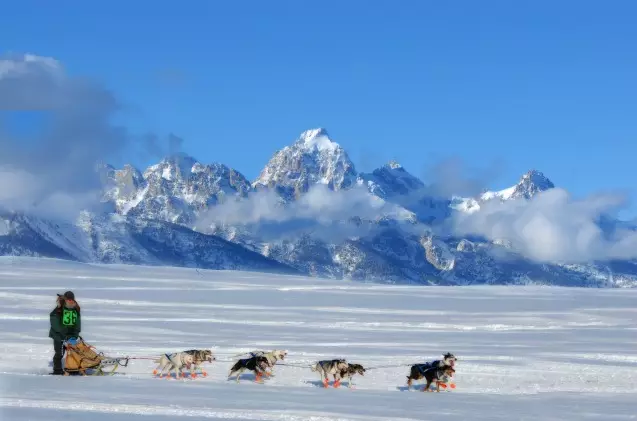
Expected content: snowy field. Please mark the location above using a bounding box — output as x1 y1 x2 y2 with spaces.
0 257 636 421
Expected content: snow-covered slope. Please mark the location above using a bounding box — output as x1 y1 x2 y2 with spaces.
1 258 636 420
0 211 296 273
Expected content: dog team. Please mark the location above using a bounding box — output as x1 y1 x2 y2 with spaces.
153 348 458 391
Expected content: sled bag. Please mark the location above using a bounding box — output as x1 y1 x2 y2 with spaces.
64 338 103 371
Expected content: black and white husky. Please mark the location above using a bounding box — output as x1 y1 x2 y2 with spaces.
339 363 366 388
248 350 287 376
311 359 350 388
228 355 270 383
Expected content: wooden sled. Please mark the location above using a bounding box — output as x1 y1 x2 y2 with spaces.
63 337 130 376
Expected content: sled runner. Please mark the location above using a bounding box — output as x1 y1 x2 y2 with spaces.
62 337 130 376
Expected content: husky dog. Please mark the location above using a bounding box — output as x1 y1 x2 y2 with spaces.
407 364 455 392
183 349 216 377
153 352 195 378
413 352 458 373
442 352 457 367
249 350 287 376
339 363 366 388
228 355 270 383
311 359 350 388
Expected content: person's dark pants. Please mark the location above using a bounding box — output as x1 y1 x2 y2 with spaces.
52 338 64 373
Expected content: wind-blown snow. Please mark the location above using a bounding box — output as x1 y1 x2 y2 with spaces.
299 128 338 152
480 186 516 201
1 258 635 420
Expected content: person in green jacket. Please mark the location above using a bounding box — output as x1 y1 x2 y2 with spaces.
49 291 81 375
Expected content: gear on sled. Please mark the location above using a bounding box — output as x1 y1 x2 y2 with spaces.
62 337 130 376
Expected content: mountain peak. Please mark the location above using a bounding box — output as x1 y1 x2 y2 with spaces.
253 128 356 198
519 169 553 187
512 169 555 199
358 160 424 201
476 169 555 203
145 153 199 181
160 152 198 167
296 128 338 152
385 160 403 170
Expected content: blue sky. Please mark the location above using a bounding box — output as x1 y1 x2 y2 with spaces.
2 0 636 216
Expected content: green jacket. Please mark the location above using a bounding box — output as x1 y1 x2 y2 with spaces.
49 305 81 340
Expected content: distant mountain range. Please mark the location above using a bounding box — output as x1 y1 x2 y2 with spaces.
1 128 636 287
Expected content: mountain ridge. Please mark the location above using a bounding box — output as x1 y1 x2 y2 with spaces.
2 128 636 287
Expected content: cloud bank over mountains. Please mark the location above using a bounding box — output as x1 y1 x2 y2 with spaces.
452 187 637 263
1 52 636 284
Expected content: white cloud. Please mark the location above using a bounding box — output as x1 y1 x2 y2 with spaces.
196 184 412 242
0 53 131 220
451 187 637 263
421 156 505 198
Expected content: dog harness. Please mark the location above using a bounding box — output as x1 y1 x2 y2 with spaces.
415 363 432 375
165 353 178 366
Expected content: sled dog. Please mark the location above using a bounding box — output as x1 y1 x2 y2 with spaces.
311 359 350 388
153 352 195 378
183 349 216 376
228 355 270 383
249 350 287 376
339 363 366 388
407 364 455 392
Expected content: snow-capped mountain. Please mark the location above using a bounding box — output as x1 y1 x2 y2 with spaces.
451 169 556 213
357 161 451 224
481 169 555 201
357 160 425 199
102 154 253 226
253 129 357 201
2 128 636 287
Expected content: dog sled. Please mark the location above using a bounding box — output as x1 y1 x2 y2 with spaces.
62 337 130 376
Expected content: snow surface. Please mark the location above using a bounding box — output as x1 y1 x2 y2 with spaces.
1 257 636 420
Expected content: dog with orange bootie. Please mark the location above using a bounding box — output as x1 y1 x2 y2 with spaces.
311 359 349 388
227 355 270 383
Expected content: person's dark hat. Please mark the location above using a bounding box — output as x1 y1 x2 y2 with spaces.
57 291 75 300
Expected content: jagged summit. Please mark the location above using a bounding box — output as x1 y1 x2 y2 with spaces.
508 169 555 200
252 128 357 198
102 155 252 223
358 161 423 199
478 169 555 202
385 160 403 170
516 169 554 189
295 128 338 152
145 153 199 181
